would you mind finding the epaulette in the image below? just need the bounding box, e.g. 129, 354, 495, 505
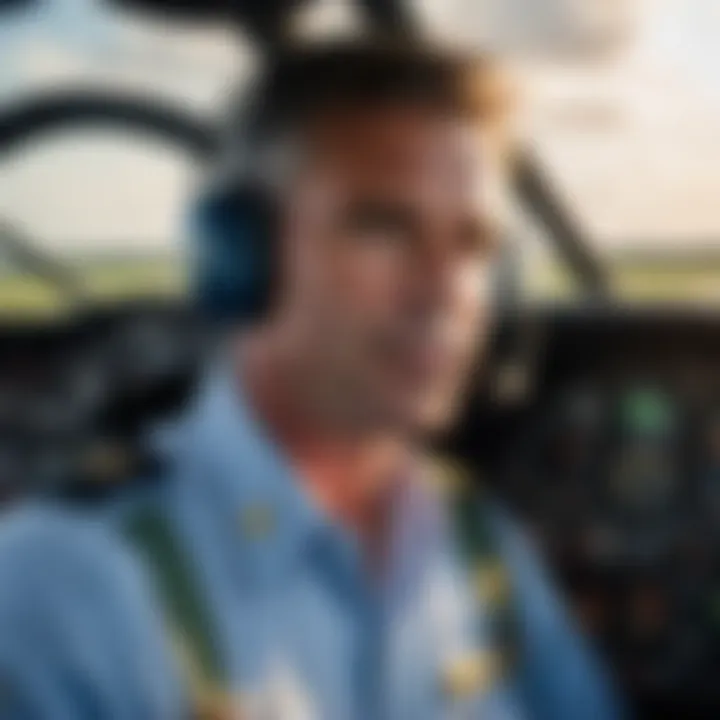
51, 435, 165, 504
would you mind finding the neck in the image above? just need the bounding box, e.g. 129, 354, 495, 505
237, 331, 409, 543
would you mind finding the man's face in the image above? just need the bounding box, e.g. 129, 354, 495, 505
277, 105, 500, 433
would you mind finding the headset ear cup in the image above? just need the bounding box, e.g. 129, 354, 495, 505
191, 186, 274, 322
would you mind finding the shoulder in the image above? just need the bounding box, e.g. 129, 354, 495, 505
481, 502, 561, 620
0, 502, 187, 716
484, 505, 537, 567
0, 501, 159, 643
0, 500, 137, 582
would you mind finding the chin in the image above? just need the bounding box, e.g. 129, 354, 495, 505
389, 394, 461, 437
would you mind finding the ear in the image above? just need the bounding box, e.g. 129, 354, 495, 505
190, 186, 275, 322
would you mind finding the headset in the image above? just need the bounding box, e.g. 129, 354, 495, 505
189, 0, 418, 324
191, 181, 276, 323
189, 51, 281, 325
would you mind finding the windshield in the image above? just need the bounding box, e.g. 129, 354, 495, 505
0, 130, 198, 314
1, 0, 719, 314
0, 0, 246, 316
517, 0, 720, 304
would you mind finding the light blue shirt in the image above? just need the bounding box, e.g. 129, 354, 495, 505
0, 366, 624, 719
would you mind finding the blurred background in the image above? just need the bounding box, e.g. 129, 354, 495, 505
0, 1, 719, 718
1, 0, 719, 311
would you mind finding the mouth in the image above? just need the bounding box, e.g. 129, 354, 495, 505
379, 333, 458, 384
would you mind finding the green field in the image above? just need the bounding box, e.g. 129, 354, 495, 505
2, 255, 720, 321
0, 256, 184, 321
526, 257, 720, 305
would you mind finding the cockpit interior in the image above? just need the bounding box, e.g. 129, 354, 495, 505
1, 1, 718, 717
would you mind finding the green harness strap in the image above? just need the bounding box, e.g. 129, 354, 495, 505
122, 464, 516, 713
124, 509, 236, 718
430, 458, 519, 677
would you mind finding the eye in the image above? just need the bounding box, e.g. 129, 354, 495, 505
343, 202, 414, 244
457, 217, 499, 258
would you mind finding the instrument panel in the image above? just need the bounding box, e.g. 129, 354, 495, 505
0, 304, 208, 501
483, 309, 720, 712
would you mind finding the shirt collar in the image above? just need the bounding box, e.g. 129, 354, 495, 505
166, 359, 328, 577
164, 357, 446, 589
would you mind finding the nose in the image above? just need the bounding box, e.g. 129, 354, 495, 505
414, 230, 468, 316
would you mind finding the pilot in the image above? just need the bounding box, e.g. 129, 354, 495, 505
0, 41, 624, 719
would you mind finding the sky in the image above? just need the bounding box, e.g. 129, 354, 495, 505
0, 0, 718, 258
